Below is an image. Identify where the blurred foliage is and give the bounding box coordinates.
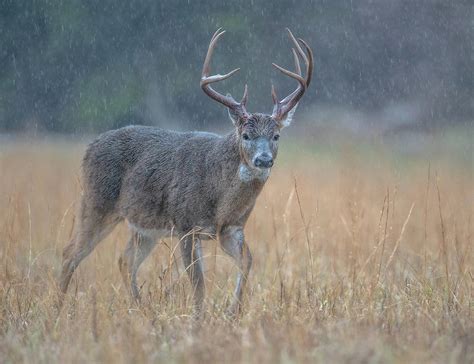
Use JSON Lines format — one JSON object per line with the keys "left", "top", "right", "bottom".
{"left": 0, "top": 0, "right": 472, "bottom": 133}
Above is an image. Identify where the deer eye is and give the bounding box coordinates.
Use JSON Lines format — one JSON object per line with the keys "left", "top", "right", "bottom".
{"left": 273, "top": 134, "right": 280, "bottom": 141}
{"left": 242, "top": 133, "right": 250, "bottom": 141}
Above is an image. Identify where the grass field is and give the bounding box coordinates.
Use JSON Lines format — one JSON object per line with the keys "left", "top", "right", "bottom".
{"left": 0, "top": 129, "right": 472, "bottom": 363}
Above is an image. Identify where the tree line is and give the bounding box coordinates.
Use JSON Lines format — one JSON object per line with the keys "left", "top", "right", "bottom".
{"left": 1, "top": 0, "right": 472, "bottom": 133}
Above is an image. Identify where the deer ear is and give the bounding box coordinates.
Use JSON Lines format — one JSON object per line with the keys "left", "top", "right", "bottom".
{"left": 228, "top": 108, "right": 241, "bottom": 126}
{"left": 278, "top": 104, "right": 298, "bottom": 129}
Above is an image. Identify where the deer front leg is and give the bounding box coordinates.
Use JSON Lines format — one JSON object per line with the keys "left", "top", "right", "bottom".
{"left": 219, "top": 226, "right": 252, "bottom": 317}
{"left": 119, "top": 231, "right": 158, "bottom": 303}
{"left": 181, "top": 235, "right": 205, "bottom": 318}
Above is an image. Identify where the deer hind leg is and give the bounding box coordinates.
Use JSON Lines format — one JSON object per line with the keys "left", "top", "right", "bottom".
{"left": 219, "top": 226, "right": 252, "bottom": 317}
{"left": 119, "top": 229, "right": 158, "bottom": 302}
{"left": 180, "top": 235, "right": 205, "bottom": 317}
{"left": 59, "top": 211, "right": 119, "bottom": 306}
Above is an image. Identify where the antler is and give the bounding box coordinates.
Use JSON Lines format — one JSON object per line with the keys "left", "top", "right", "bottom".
{"left": 201, "top": 28, "right": 249, "bottom": 120}
{"left": 271, "top": 28, "right": 313, "bottom": 121}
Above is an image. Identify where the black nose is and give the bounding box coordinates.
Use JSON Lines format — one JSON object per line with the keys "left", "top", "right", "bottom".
{"left": 254, "top": 154, "right": 273, "bottom": 168}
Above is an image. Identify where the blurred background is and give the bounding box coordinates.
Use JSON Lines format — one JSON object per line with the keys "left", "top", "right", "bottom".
{"left": 1, "top": 0, "right": 472, "bottom": 135}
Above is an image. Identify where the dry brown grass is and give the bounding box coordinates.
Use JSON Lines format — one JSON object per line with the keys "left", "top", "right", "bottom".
{"left": 0, "top": 133, "right": 472, "bottom": 363}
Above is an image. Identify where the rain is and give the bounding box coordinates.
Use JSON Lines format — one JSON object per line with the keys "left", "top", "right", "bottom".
{"left": 1, "top": 1, "right": 473, "bottom": 363}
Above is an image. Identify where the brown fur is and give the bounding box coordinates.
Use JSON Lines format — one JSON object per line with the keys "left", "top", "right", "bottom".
{"left": 59, "top": 114, "right": 285, "bottom": 316}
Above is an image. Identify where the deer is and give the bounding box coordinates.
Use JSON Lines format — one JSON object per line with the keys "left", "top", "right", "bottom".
{"left": 58, "top": 28, "right": 313, "bottom": 317}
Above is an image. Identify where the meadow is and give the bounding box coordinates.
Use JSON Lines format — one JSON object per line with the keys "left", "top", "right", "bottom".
{"left": 0, "top": 127, "right": 472, "bottom": 363}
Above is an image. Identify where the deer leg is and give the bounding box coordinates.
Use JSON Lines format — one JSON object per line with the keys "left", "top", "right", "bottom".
{"left": 219, "top": 226, "right": 252, "bottom": 317}
{"left": 119, "top": 230, "right": 158, "bottom": 302}
{"left": 59, "top": 213, "right": 119, "bottom": 307}
{"left": 180, "top": 235, "right": 205, "bottom": 317}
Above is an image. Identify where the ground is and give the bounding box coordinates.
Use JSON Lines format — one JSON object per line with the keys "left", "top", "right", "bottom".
{"left": 0, "top": 127, "right": 472, "bottom": 363}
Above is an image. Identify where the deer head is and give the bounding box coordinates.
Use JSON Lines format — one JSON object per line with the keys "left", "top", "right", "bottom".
{"left": 201, "top": 28, "right": 313, "bottom": 176}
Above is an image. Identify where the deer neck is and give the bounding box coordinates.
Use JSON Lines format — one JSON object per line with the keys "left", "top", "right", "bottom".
{"left": 238, "top": 163, "right": 270, "bottom": 183}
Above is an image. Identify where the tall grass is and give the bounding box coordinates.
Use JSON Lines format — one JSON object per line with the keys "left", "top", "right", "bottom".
{"left": 0, "top": 134, "right": 472, "bottom": 363}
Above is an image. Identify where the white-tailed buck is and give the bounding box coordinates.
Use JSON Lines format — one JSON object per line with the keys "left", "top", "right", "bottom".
{"left": 59, "top": 28, "right": 313, "bottom": 316}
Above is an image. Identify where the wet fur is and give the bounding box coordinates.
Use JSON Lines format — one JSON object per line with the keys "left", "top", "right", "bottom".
{"left": 59, "top": 113, "right": 284, "bottom": 316}
{"left": 83, "top": 125, "right": 267, "bottom": 233}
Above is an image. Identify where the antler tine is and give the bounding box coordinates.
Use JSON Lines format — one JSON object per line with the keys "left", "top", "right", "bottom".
{"left": 297, "top": 37, "right": 314, "bottom": 87}
{"left": 271, "top": 30, "right": 308, "bottom": 89}
{"left": 278, "top": 40, "right": 313, "bottom": 104}
{"left": 271, "top": 62, "right": 306, "bottom": 85}
{"left": 287, "top": 28, "right": 308, "bottom": 65}
{"left": 201, "top": 29, "right": 249, "bottom": 116}
{"left": 271, "top": 84, "right": 278, "bottom": 104}
{"left": 202, "top": 68, "right": 241, "bottom": 84}
{"left": 271, "top": 29, "right": 313, "bottom": 122}
{"left": 202, "top": 30, "right": 242, "bottom": 83}
{"left": 292, "top": 48, "right": 302, "bottom": 76}
{"left": 241, "top": 84, "right": 248, "bottom": 106}
{"left": 201, "top": 29, "right": 227, "bottom": 78}
{"left": 211, "top": 27, "right": 223, "bottom": 41}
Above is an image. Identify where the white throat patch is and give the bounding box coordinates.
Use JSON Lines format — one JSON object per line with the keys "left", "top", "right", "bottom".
{"left": 239, "top": 163, "right": 270, "bottom": 183}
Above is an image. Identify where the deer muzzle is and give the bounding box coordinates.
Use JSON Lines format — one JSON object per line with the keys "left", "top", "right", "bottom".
{"left": 253, "top": 153, "right": 273, "bottom": 169}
